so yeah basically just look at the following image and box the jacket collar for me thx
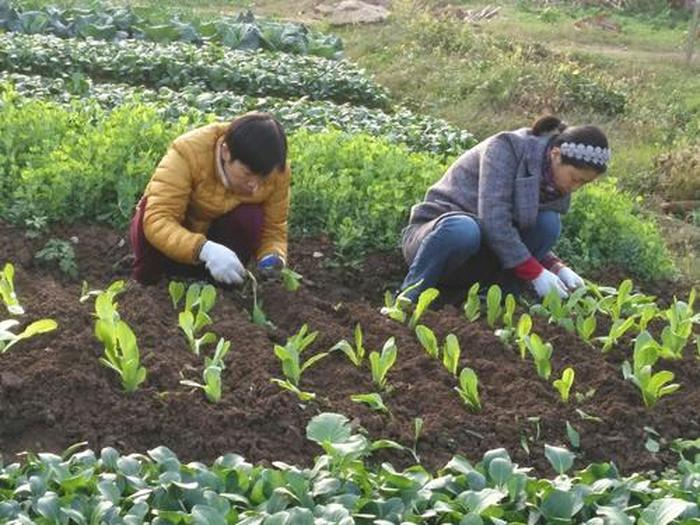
[524,134,553,179]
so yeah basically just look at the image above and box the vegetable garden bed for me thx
[1,221,698,478]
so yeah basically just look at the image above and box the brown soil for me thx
[0,221,698,476]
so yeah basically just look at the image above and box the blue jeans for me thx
[400,211,562,301]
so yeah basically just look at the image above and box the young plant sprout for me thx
[408,287,439,329]
[369,337,398,390]
[415,324,439,359]
[180,337,231,403]
[168,281,185,309]
[486,284,503,328]
[93,283,146,393]
[175,282,217,354]
[463,282,480,322]
[622,331,680,408]
[597,317,636,352]
[442,334,461,377]
[0,318,57,354]
[516,313,533,359]
[524,334,553,380]
[381,281,421,323]
[455,367,481,412]
[576,314,597,344]
[1,263,24,315]
[246,271,274,328]
[502,294,516,329]
[271,324,326,400]
[280,267,302,292]
[553,367,575,403]
[332,323,365,366]
[350,392,389,413]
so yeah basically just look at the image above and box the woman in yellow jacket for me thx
[130,112,290,285]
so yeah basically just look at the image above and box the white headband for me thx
[560,142,611,166]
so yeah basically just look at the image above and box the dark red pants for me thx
[129,197,264,285]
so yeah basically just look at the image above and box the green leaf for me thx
[639,498,692,525]
[553,367,575,403]
[540,489,574,521]
[409,287,439,328]
[350,393,388,413]
[544,444,575,475]
[306,413,352,445]
[566,421,580,449]
[415,324,439,359]
[168,281,185,309]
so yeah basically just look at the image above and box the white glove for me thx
[532,269,569,298]
[199,241,245,285]
[557,266,585,290]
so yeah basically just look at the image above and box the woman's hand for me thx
[532,268,569,298]
[199,241,246,285]
[557,266,585,290]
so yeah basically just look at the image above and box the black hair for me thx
[224,112,287,176]
[532,115,609,174]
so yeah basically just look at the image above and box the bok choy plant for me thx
[180,338,232,403]
[93,281,146,392]
[271,324,326,400]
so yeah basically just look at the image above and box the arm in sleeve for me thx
[143,146,207,264]
[477,136,532,269]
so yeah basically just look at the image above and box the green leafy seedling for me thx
[381,281,421,323]
[350,393,389,413]
[331,324,365,366]
[0,263,24,315]
[516,313,532,359]
[271,324,326,400]
[442,333,461,376]
[369,337,398,390]
[455,367,481,411]
[408,287,439,329]
[415,324,439,359]
[553,367,575,403]
[525,334,553,380]
[181,338,231,402]
[168,281,185,309]
[0,318,58,354]
[280,267,302,292]
[486,284,503,328]
[463,282,480,321]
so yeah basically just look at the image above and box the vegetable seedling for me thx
[463,282,480,322]
[486,284,503,328]
[350,392,389,413]
[454,367,481,411]
[332,324,365,366]
[408,287,439,329]
[0,318,57,354]
[0,263,24,315]
[280,267,302,292]
[524,334,553,380]
[181,338,231,403]
[94,285,147,393]
[271,324,326,400]
[415,324,439,359]
[442,334,461,376]
[553,367,575,403]
[369,337,398,390]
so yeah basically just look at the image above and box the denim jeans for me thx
[400,210,561,301]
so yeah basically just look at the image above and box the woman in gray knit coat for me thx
[400,116,610,301]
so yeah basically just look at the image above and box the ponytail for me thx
[531,115,567,136]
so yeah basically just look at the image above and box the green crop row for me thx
[0,412,698,524]
[0,72,475,157]
[0,32,388,108]
[0,93,674,280]
[0,1,343,58]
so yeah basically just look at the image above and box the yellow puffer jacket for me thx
[143,123,290,264]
